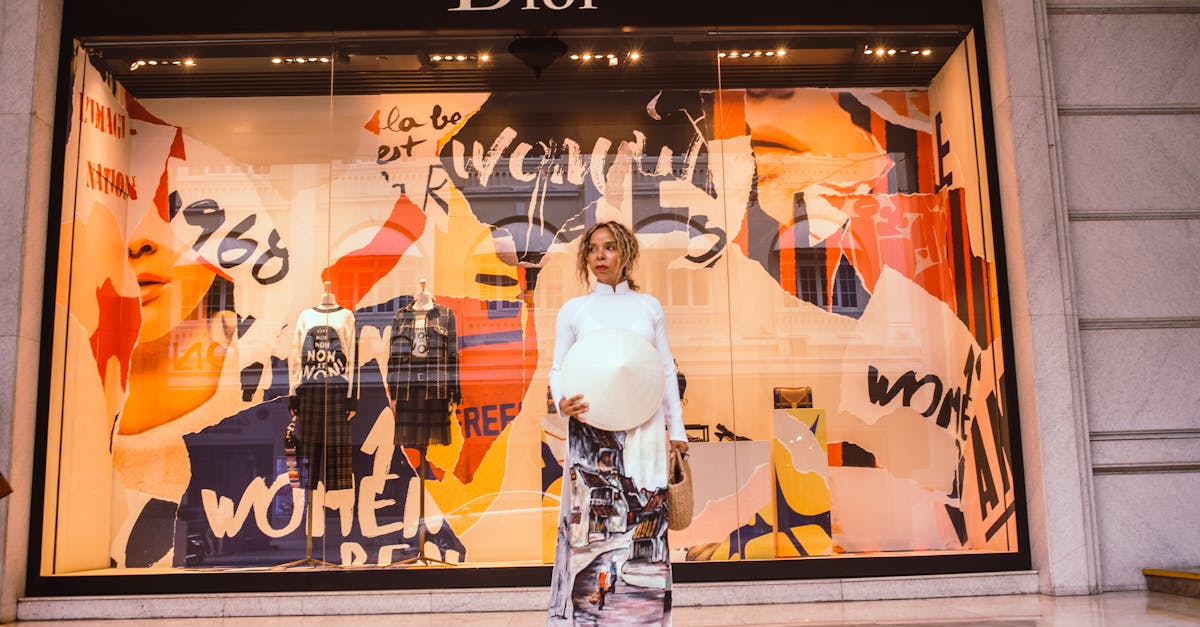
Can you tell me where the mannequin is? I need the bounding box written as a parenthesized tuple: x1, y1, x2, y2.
(386, 279, 462, 567)
(282, 281, 358, 568)
(290, 280, 357, 490)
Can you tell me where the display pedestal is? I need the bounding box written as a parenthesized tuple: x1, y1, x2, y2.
(273, 488, 335, 569)
(389, 447, 453, 568)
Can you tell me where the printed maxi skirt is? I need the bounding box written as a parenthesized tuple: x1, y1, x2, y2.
(548, 418, 672, 626)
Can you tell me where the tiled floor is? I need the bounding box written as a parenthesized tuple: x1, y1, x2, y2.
(7, 591, 1200, 626)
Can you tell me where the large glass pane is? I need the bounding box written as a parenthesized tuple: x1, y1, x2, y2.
(42, 23, 1017, 580)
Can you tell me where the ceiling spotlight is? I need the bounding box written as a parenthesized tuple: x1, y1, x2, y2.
(776, 49, 786, 56)
(887, 49, 896, 55)
(570, 54, 580, 60)
(147, 60, 158, 65)
(320, 57, 330, 63)
(480, 53, 491, 61)
(765, 50, 775, 56)
(583, 53, 592, 60)
(608, 56, 618, 66)
(456, 55, 466, 61)
(740, 52, 750, 57)
(910, 50, 919, 55)
(875, 48, 885, 55)
(271, 58, 282, 63)
(729, 51, 739, 57)
(183, 59, 195, 66)
(864, 49, 874, 55)
(629, 52, 640, 61)
(753, 51, 762, 56)
(718, 52, 727, 58)
(922, 49, 932, 56)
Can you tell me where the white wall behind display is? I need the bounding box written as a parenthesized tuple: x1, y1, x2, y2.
(44, 39, 1017, 574)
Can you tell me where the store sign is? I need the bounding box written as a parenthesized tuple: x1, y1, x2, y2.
(448, 0, 597, 11)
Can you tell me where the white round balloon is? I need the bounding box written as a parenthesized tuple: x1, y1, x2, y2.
(559, 328, 665, 432)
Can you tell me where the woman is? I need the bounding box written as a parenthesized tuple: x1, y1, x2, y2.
(547, 221, 688, 626)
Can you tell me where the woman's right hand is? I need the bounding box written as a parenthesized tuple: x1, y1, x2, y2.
(559, 394, 588, 419)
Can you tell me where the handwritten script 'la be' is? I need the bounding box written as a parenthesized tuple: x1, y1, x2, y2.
(378, 104, 462, 163)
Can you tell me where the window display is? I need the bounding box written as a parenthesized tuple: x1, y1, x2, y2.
(41, 27, 1018, 583)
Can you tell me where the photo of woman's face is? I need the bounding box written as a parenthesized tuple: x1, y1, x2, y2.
(126, 208, 217, 343)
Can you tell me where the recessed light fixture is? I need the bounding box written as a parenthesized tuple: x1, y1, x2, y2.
(863, 46, 936, 60)
(271, 57, 334, 65)
(717, 48, 787, 60)
(424, 53, 488, 64)
(564, 50, 642, 66)
(129, 57, 198, 71)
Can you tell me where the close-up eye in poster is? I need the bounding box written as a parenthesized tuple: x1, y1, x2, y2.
(42, 29, 1016, 580)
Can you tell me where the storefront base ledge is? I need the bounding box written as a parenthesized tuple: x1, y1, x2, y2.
(17, 571, 1040, 620)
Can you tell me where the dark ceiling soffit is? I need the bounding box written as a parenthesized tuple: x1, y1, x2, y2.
(64, 0, 982, 40)
(77, 27, 970, 54)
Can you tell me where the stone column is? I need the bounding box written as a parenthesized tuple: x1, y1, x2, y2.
(0, 0, 63, 621)
(980, 0, 1102, 595)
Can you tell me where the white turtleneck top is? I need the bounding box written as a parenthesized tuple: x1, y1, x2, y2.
(549, 280, 686, 445)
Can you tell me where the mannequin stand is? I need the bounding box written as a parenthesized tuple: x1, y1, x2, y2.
(389, 446, 454, 568)
(274, 486, 335, 569)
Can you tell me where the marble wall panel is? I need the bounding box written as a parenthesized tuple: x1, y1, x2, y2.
(1048, 13, 1200, 107)
(1069, 219, 1200, 319)
(1093, 472, 1200, 590)
(1091, 435, 1200, 467)
(1059, 115, 1200, 213)
(1081, 327, 1200, 433)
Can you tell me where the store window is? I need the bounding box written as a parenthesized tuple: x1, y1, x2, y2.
(39, 19, 1021, 587)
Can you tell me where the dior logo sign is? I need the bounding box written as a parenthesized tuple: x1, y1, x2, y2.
(449, 0, 597, 10)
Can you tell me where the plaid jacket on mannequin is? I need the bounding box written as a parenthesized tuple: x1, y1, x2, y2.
(387, 303, 463, 404)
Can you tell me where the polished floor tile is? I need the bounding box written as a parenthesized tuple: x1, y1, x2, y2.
(7, 591, 1200, 625)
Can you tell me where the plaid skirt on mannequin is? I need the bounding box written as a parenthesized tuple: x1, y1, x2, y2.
(294, 383, 355, 490)
(393, 384, 452, 448)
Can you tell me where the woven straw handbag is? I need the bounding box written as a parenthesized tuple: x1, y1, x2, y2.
(667, 448, 694, 531)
